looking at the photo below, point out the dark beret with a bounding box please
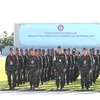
[35,49,37,51]
[25,49,29,51]
[51,49,54,51]
[42,49,45,52]
[67,48,71,51]
[73,48,76,50]
[64,49,67,52]
[16,48,20,51]
[38,49,41,51]
[30,48,34,50]
[83,48,87,51]
[57,46,62,48]
[9,48,14,51]
[20,49,24,51]
[92,48,95,50]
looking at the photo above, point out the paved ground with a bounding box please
[0,91,100,100]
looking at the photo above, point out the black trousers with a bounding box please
[7,70,16,88]
[22,68,26,83]
[55,67,65,88]
[93,67,96,83]
[73,67,79,81]
[81,70,90,89]
[29,70,38,88]
[41,68,48,84]
[17,70,22,85]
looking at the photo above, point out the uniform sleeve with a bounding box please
[46,56,49,68]
[96,56,99,66]
[79,56,82,70]
[16,56,19,70]
[26,57,30,71]
[15,55,18,70]
[41,57,43,69]
[90,56,94,69]
[64,54,67,68]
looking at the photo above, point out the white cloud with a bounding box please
[0,0,100,35]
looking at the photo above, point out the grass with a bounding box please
[0,57,100,91]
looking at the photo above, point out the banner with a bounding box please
[18,23,100,47]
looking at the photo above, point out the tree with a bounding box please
[4,31,8,38]
[0,32,13,52]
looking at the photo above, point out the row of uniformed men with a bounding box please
[5,46,100,90]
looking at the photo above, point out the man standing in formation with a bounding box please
[27,48,39,89]
[5,48,17,89]
[54,46,66,89]
[5,46,100,90]
[79,48,92,90]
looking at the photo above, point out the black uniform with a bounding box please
[74,54,80,81]
[79,54,92,90]
[54,52,66,89]
[15,54,23,86]
[47,52,54,81]
[41,54,48,83]
[66,54,72,85]
[27,54,39,89]
[92,54,99,83]
[5,53,18,89]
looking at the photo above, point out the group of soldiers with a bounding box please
[5,46,100,90]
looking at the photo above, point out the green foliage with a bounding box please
[0,31,13,52]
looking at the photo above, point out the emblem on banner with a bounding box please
[58,25,64,31]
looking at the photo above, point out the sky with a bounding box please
[0,0,100,36]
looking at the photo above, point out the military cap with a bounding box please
[9,48,14,51]
[57,46,62,48]
[91,48,95,50]
[73,48,76,50]
[90,48,92,51]
[30,48,34,50]
[25,48,29,51]
[51,49,54,51]
[16,48,20,51]
[42,49,45,52]
[20,49,24,51]
[67,48,71,51]
[35,49,38,51]
[64,49,67,52]
[72,49,76,52]
[83,48,87,51]
[38,49,41,51]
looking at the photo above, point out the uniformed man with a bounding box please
[54,46,66,89]
[38,49,44,85]
[5,48,18,89]
[35,49,41,88]
[15,48,23,86]
[27,48,39,90]
[73,49,80,81]
[20,49,26,84]
[25,49,30,82]
[79,48,92,90]
[66,48,73,85]
[96,49,100,79]
[90,48,98,83]
[42,49,48,82]
[47,49,54,81]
